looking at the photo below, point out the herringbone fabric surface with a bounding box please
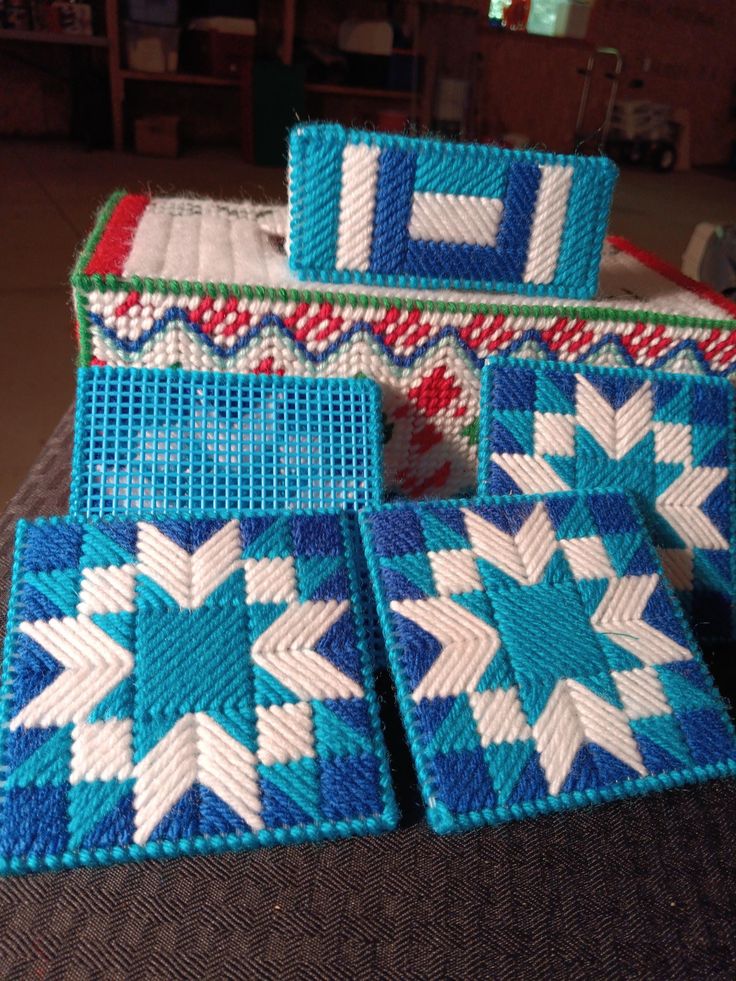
[1,409,735,979]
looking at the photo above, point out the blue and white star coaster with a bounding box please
[360,492,736,834]
[478,359,736,642]
[0,512,397,875]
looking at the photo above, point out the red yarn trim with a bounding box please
[85,194,149,276]
[608,235,736,318]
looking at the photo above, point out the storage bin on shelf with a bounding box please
[134,115,180,157]
[181,16,256,79]
[125,22,180,73]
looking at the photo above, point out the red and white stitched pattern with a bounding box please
[76,195,736,497]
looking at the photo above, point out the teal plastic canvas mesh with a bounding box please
[70,368,383,517]
[0,511,397,875]
[360,491,736,834]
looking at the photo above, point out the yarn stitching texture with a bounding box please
[359,491,736,834]
[79,303,736,501]
[75,242,736,501]
[71,194,736,499]
[478,358,736,642]
[287,124,618,298]
[72,197,736,327]
[0,511,398,876]
[69,368,383,517]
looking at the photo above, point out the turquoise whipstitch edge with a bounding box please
[358,491,736,835]
[0,509,399,876]
[477,357,736,642]
[71,191,736,370]
[287,123,618,299]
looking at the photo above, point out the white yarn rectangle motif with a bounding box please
[408,193,505,247]
[336,144,381,272]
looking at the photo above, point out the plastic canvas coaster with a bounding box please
[0,511,398,875]
[73,190,736,498]
[70,368,383,518]
[287,124,617,298]
[478,359,735,642]
[360,492,736,834]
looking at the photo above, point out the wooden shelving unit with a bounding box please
[0,6,120,141]
[0,0,444,150]
[304,83,414,101]
[296,2,427,128]
[106,0,257,150]
[0,28,109,47]
[120,69,237,87]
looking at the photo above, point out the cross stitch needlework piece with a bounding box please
[478,359,735,641]
[287,124,617,298]
[70,368,383,518]
[0,512,397,875]
[360,492,736,834]
[72,189,736,498]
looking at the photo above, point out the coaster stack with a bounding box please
[2,125,735,876]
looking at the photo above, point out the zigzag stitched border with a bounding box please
[81,298,736,497]
[85,303,736,375]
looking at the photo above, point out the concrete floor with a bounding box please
[1,137,736,509]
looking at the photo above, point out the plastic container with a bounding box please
[182,17,255,78]
[126,0,178,27]
[125,22,179,73]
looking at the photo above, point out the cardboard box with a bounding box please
[134,115,180,156]
[182,17,255,78]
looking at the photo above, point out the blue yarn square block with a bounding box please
[478,359,736,642]
[69,367,383,518]
[0,512,397,875]
[359,492,736,834]
[287,124,617,299]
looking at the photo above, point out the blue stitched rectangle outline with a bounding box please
[287,124,617,299]
[0,508,399,876]
[70,367,384,518]
[359,491,736,835]
[477,357,736,642]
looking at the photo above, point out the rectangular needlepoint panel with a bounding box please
[70,368,383,517]
[360,492,736,834]
[0,511,397,875]
[478,359,736,642]
[287,124,617,298]
[74,189,736,499]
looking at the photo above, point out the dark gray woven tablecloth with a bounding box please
[0,409,735,979]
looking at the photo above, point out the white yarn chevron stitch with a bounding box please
[136,520,242,609]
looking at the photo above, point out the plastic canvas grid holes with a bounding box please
[70,368,383,518]
[287,124,617,298]
[359,492,736,834]
[478,359,736,642]
[0,511,398,875]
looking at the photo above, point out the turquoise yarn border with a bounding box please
[358,491,736,835]
[287,124,618,299]
[0,509,399,877]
